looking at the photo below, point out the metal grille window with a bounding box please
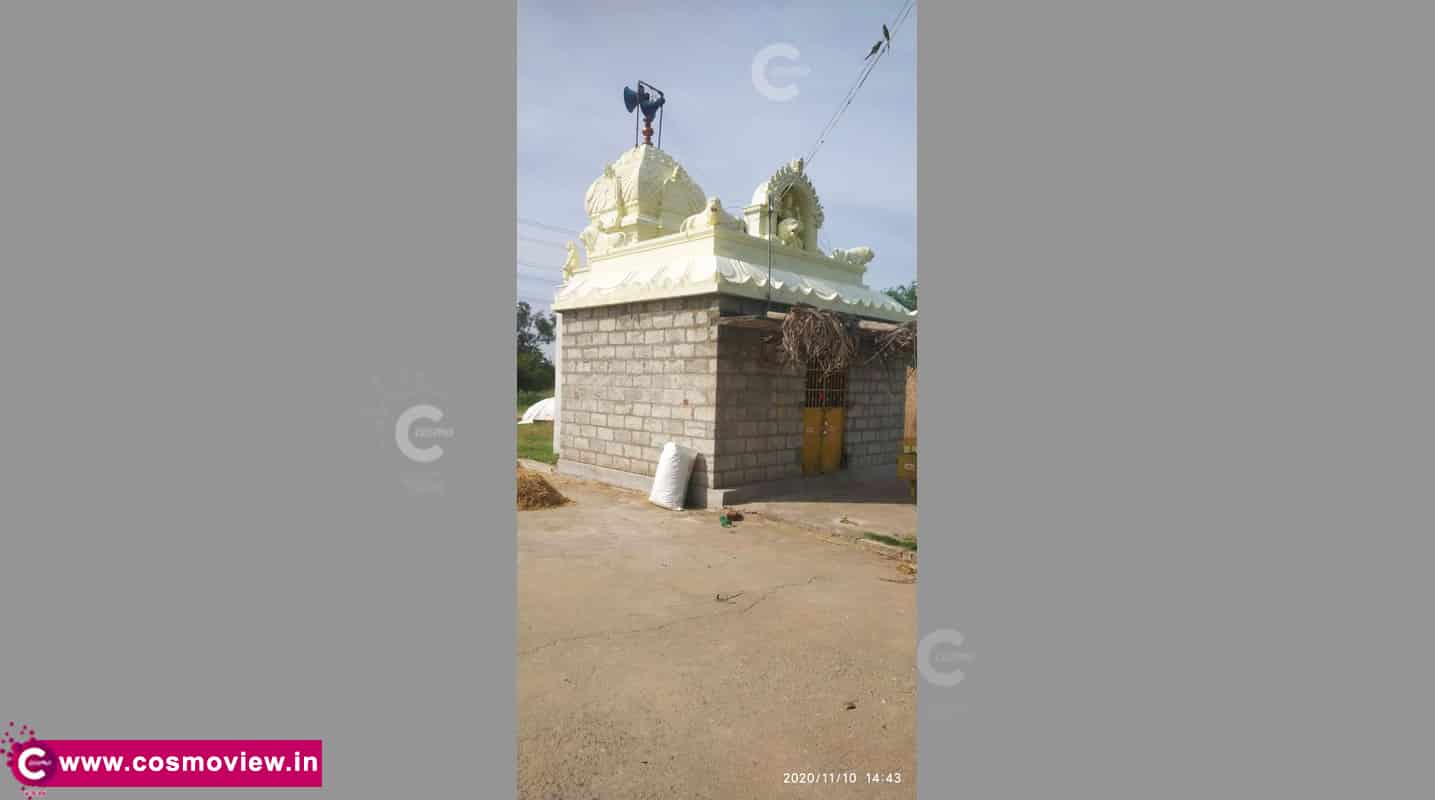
[804,367,847,408]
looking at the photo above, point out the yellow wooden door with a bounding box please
[802,367,848,475]
[819,407,845,473]
[801,407,824,475]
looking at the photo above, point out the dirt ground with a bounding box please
[518,472,917,799]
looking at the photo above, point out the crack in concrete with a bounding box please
[737,575,819,615]
[519,575,822,658]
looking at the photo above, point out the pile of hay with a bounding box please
[517,464,568,510]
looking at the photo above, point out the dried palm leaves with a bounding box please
[762,306,917,379]
[867,320,917,368]
[767,305,858,378]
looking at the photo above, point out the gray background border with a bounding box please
[4,1,1433,798]
[1,2,514,797]
[921,1,1433,797]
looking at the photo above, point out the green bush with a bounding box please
[517,349,554,392]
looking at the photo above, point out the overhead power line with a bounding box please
[803,0,916,171]
[518,217,580,237]
[762,0,915,311]
[519,235,569,250]
[767,0,917,208]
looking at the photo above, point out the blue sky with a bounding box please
[517,0,918,312]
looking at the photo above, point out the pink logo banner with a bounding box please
[7,739,322,789]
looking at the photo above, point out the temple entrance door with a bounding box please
[801,367,847,475]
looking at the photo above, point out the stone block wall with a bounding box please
[560,293,908,493]
[558,295,720,487]
[710,296,907,486]
[712,323,806,487]
[843,357,907,470]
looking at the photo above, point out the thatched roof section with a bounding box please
[718,305,917,375]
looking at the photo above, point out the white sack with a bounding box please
[518,397,556,424]
[648,441,697,511]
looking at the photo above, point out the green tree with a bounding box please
[517,301,556,352]
[883,280,917,311]
[517,301,556,392]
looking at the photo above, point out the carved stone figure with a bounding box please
[578,222,600,255]
[748,158,826,251]
[579,221,629,257]
[561,241,582,280]
[779,190,799,219]
[776,216,803,248]
[581,223,630,257]
[680,197,743,234]
[773,191,807,250]
[584,164,625,230]
[829,246,875,268]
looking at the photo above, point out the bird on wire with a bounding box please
[883,23,892,52]
[865,40,882,60]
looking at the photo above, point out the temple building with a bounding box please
[551,139,915,507]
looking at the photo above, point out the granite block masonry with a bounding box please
[559,295,720,490]
[559,294,907,498]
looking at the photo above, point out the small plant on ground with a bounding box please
[863,532,916,552]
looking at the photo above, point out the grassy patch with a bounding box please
[517,388,552,418]
[517,420,557,464]
[863,532,917,552]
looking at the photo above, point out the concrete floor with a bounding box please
[518,473,917,799]
[729,474,918,543]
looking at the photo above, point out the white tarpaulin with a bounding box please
[518,397,556,424]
